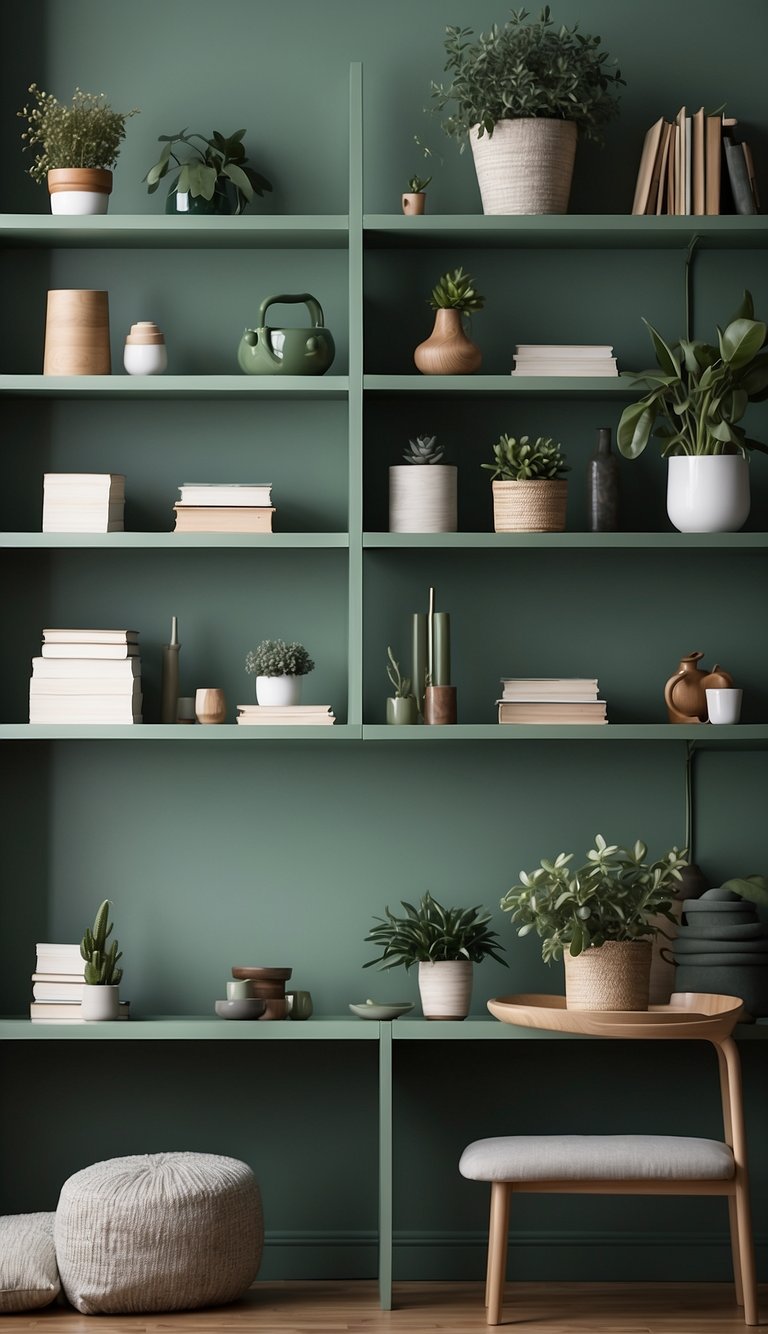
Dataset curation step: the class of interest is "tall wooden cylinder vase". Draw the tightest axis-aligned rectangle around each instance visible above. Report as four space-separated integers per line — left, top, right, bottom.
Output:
44 290 111 375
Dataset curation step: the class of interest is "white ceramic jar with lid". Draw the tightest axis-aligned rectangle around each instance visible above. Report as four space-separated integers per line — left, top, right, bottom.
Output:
123 321 167 374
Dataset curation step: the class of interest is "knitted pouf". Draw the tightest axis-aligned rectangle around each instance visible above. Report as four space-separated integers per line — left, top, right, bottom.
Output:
54 1152 262 1314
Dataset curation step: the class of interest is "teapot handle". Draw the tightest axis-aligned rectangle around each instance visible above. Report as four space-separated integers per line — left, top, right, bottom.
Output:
258 293 325 329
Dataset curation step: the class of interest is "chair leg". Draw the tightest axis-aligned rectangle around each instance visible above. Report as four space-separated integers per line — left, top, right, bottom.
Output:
728 1196 744 1306
733 1178 759 1325
486 1181 510 1326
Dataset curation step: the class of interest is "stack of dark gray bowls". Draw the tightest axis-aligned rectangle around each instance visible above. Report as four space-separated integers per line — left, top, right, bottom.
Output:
673 886 768 1019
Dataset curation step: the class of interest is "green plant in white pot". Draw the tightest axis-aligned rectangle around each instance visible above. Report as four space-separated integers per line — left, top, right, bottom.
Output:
385 647 417 725
389 433 457 532
482 433 569 531
245 639 314 707
501 836 688 1010
144 127 272 215
364 892 506 1019
429 7 623 214
80 899 123 1021
617 291 768 533
18 84 139 215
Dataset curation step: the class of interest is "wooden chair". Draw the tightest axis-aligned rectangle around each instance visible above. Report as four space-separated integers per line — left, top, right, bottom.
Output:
460 993 758 1326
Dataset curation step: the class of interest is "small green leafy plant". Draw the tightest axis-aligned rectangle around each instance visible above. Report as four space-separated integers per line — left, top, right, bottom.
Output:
81 899 123 986
245 639 315 677
482 433 568 480
144 128 272 213
386 646 414 700
429 267 485 315
407 173 432 193
618 291 768 458
364 892 507 969
430 6 624 147
403 434 445 464
500 836 688 963
18 84 139 183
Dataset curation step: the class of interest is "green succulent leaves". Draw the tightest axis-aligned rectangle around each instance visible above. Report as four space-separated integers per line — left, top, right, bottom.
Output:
364 892 507 969
482 433 568 480
81 899 123 986
429 267 485 315
245 639 315 677
403 434 445 464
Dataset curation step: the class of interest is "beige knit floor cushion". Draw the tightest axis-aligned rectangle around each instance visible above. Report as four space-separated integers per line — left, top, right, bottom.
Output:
0 1212 60 1311
54 1152 263 1314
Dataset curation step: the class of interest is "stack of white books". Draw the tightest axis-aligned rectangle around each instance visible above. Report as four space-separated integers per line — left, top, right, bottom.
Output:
510 345 618 377
497 677 607 725
173 482 275 533
236 705 336 726
42 473 125 533
31 942 129 1022
29 630 143 724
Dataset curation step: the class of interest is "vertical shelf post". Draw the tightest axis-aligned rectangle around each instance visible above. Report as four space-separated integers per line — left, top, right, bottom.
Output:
378 1019 393 1309
347 63 364 725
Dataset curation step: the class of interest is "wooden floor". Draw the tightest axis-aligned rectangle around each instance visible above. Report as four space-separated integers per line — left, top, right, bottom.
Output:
1 1283 765 1333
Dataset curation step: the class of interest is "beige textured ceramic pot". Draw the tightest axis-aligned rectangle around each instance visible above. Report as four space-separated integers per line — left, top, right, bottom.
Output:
469 118 578 215
389 465 457 532
418 960 473 1019
563 940 652 1011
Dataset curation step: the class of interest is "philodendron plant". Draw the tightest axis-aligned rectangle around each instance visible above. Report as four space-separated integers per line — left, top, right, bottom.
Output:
617 290 768 459
81 899 123 986
364 892 507 969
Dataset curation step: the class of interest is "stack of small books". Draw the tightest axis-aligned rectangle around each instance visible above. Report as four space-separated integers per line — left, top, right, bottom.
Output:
510 346 618 377
173 482 275 532
29 629 142 724
30 941 129 1022
42 473 125 533
236 705 336 726
497 678 607 725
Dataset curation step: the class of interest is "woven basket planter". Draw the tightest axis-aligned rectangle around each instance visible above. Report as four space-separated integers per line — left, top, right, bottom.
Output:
492 479 567 532
564 940 652 1011
469 119 577 215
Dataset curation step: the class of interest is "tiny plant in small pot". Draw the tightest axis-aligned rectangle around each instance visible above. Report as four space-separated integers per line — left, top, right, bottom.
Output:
80 899 123 1021
617 290 768 533
144 127 272 215
385 646 417 725
402 172 432 216
414 267 485 375
483 433 569 531
18 84 139 214
500 836 688 1010
389 433 457 533
245 639 315 707
364 892 506 1019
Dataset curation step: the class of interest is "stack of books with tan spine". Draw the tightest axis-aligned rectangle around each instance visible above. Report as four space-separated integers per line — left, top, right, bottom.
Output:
236 705 336 726
173 483 275 533
510 346 618 377
29 630 142 724
42 473 125 532
497 678 607 725
30 942 130 1022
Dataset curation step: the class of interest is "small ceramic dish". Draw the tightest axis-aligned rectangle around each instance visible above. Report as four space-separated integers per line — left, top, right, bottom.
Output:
349 1000 414 1021
214 998 267 1020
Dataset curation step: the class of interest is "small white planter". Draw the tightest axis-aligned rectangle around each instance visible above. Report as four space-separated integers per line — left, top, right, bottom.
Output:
47 168 112 216
418 960 473 1020
666 455 750 533
256 674 302 706
469 118 578 215
80 984 119 1021
389 466 457 532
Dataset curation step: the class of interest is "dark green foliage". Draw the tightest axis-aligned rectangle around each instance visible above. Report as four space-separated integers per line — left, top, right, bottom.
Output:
81 899 123 986
144 128 272 212
482 433 568 480
364 892 507 969
429 267 484 314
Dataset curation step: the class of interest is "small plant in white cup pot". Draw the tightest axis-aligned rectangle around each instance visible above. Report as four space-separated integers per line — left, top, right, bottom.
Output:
18 84 139 214
364 892 506 1019
80 899 123 1021
482 433 569 531
245 639 315 706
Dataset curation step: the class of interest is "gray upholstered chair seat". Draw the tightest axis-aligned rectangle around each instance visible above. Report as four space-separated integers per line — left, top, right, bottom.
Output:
459 1134 734 1182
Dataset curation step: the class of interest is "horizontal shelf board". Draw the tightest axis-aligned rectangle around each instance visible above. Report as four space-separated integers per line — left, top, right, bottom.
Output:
392 1017 768 1040
0 215 349 249
363 375 633 398
0 375 349 400
1 532 349 549
363 532 768 551
362 724 768 745
1 724 361 741
0 1015 377 1039
364 214 768 250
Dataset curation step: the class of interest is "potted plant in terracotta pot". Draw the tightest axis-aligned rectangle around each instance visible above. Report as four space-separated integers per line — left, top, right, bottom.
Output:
389 433 457 532
385 647 417 724
364 891 506 1019
245 639 314 706
18 83 139 214
501 835 688 1010
402 172 432 215
414 267 484 375
80 899 123 1021
617 290 768 532
144 127 272 215
482 433 569 531
429 8 624 215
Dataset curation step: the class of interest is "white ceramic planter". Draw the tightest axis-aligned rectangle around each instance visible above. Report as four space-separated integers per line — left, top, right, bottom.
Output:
418 960 473 1020
666 455 750 533
469 118 577 215
256 674 302 706
48 168 112 216
389 466 457 532
80 984 119 1021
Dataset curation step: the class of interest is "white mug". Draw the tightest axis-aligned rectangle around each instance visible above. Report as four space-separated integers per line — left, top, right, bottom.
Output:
706 687 742 725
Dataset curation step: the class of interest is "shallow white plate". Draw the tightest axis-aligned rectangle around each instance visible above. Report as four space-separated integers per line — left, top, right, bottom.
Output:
349 1000 414 1021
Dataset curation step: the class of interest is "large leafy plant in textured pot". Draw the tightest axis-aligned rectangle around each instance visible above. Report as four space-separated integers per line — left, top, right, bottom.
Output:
617 291 768 532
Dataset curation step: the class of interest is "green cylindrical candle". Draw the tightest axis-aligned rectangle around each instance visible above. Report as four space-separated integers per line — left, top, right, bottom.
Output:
432 612 451 686
411 613 427 715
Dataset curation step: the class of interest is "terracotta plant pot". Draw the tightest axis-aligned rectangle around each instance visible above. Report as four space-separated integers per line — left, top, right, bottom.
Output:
414 309 482 376
401 192 426 215
563 940 652 1011
492 479 567 532
47 168 113 215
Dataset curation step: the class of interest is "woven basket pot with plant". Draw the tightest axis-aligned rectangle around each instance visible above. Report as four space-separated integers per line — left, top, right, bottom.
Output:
482 433 569 531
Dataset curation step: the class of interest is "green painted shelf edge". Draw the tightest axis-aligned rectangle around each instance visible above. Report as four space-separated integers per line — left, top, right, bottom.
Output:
363 375 634 397
363 533 768 550
0 215 350 249
0 375 349 399
0 1016 377 1039
361 724 768 745
0 724 361 741
1 533 349 549
363 215 768 249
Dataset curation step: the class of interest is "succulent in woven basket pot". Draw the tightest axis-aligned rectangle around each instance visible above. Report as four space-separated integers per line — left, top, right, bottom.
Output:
482 433 569 532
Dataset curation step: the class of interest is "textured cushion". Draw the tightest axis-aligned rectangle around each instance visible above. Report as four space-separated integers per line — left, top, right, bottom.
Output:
459 1135 734 1182
54 1152 263 1314
0 1212 60 1312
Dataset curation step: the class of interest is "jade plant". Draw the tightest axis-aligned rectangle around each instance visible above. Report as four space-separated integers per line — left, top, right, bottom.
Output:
18 84 139 182
364 892 507 969
482 433 569 480
386 646 413 700
500 836 688 962
80 899 123 986
403 434 445 464
406 173 432 193
144 127 272 213
429 267 485 315
245 639 315 678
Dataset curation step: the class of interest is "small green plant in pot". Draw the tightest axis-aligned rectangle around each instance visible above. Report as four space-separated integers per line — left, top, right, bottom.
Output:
18 83 139 214
364 892 507 1019
402 172 432 215
483 433 569 531
389 434 457 533
385 646 417 725
80 899 123 1021
245 639 314 707
415 268 485 375
501 836 688 1010
144 127 272 215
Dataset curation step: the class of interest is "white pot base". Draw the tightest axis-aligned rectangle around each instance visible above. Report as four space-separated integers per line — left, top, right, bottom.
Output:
50 192 110 216
667 455 750 533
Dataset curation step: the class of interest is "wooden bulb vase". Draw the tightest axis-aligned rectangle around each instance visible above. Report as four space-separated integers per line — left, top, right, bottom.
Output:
414 309 481 375
44 290 111 375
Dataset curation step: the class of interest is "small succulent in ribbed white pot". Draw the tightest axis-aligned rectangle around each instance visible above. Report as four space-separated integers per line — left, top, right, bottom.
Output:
483 433 569 532
245 639 315 706
389 433 457 532
80 899 123 1021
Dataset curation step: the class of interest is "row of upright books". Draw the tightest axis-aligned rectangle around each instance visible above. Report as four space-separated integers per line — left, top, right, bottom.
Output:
632 109 759 216
31 942 129 1022
29 629 142 724
510 345 618 378
497 677 607 725
40 476 276 534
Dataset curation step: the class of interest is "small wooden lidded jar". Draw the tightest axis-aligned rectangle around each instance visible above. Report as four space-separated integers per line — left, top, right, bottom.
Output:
43 290 111 375
124 321 168 375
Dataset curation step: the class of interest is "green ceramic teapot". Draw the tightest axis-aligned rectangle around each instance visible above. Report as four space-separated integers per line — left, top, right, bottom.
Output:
238 293 335 376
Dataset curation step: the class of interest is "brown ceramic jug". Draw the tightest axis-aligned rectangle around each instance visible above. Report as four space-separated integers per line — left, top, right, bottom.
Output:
664 651 734 723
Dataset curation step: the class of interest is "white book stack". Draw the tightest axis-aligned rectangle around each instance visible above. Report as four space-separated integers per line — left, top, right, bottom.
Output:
497 677 607 725
510 345 619 377
30 942 129 1021
42 474 125 533
29 629 143 724
173 482 275 533
236 705 336 726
